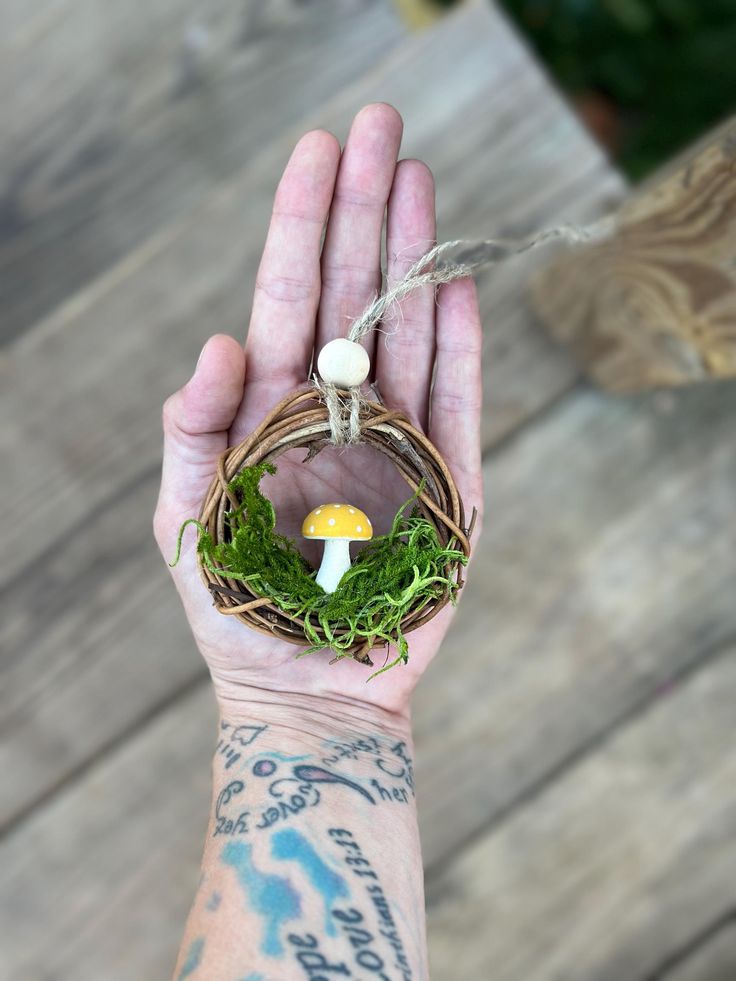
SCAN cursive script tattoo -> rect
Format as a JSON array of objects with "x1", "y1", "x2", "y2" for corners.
[
  {"x1": 322, "y1": 736, "x2": 415, "y2": 799},
  {"x1": 214, "y1": 779, "x2": 250, "y2": 836},
  {"x1": 328, "y1": 828, "x2": 413, "y2": 980},
  {"x1": 286, "y1": 931, "x2": 351, "y2": 978}
]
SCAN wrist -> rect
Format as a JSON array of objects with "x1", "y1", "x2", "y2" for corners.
[
  {"x1": 210, "y1": 687, "x2": 416, "y2": 811},
  {"x1": 214, "y1": 683, "x2": 412, "y2": 745}
]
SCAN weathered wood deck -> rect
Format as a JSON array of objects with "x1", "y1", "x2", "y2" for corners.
[{"x1": 1, "y1": 1, "x2": 734, "y2": 978}]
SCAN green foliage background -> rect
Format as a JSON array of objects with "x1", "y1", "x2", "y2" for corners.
[{"x1": 436, "y1": 0, "x2": 736, "y2": 177}]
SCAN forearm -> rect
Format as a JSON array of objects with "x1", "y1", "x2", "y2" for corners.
[{"x1": 173, "y1": 691, "x2": 426, "y2": 981}]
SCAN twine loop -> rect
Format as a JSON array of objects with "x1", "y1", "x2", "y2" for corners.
[{"x1": 316, "y1": 219, "x2": 613, "y2": 444}]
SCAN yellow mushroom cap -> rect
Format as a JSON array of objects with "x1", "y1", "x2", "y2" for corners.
[{"x1": 302, "y1": 503, "x2": 373, "y2": 541}]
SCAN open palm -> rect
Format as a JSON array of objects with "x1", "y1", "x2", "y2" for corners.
[{"x1": 154, "y1": 104, "x2": 483, "y2": 719}]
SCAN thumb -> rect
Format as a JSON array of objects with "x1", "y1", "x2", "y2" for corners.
[{"x1": 154, "y1": 333, "x2": 245, "y2": 557}]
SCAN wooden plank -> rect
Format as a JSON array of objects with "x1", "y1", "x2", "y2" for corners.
[
  {"x1": 0, "y1": 0, "x2": 409, "y2": 344},
  {"x1": 0, "y1": 472, "x2": 202, "y2": 825},
  {"x1": 415, "y1": 380, "x2": 736, "y2": 867},
  {"x1": 0, "y1": 0, "x2": 63, "y2": 46},
  {"x1": 425, "y1": 647, "x2": 736, "y2": 981},
  {"x1": 0, "y1": 0, "x2": 622, "y2": 826},
  {"x1": 658, "y1": 919, "x2": 736, "y2": 981},
  {"x1": 532, "y1": 117, "x2": 736, "y2": 390},
  {"x1": 0, "y1": 684, "x2": 218, "y2": 981}
]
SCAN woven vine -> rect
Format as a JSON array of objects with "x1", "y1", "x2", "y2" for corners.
[{"x1": 196, "y1": 386, "x2": 475, "y2": 666}]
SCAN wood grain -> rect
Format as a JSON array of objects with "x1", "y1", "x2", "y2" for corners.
[
  {"x1": 0, "y1": 683, "x2": 218, "y2": 981},
  {"x1": 0, "y1": 0, "x2": 408, "y2": 344},
  {"x1": 658, "y1": 918, "x2": 736, "y2": 981},
  {"x1": 4, "y1": 374, "x2": 735, "y2": 868},
  {"x1": 532, "y1": 118, "x2": 736, "y2": 390},
  {"x1": 426, "y1": 647, "x2": 736, "y2": 981},
  {"x1": 416, "y1": 379, "x2": 736, "y2": 867},
  {"x1": 0, "y1": 472, "x2": 201, "y2": 825}
]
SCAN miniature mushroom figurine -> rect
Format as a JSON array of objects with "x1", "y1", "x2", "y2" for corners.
[{"x1": 302, "y1": 503, "x2": 373, "y2": 593}]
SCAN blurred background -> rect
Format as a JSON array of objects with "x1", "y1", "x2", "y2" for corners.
[
  {"x1": 1, "y1": 1, "x2": 735, "y2": 978},
  {"x1": 471, "y1": 0, "x2": 736, "y2": 176}
]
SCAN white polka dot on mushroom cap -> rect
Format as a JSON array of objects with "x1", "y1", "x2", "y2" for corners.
[
  {"x1": 348, "y1": 507, "x2": 355, "y2": 514},
  {"x1": 328, "y1": 518, "x2": 336, "y2": 526},
  {"x1": 356, "y1": 525, "x2": 362, "y2": 533},
  {"x1": 315, "y1": 509, "x2": 321, "y2": 515},
  {"x1": 334, "y1": 504, "x2": 341, "y2": 508},
  {"x1": 309, "y1": 525, "x2": 315, "y2": 533}
]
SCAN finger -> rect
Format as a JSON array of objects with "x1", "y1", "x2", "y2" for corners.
[
  {"x1": 429, "y1": 278, "x2": 484, "y2": 518},
  {"x1": 316, "y1": 103, "x2": 403, "y2": 367},
  {"x1": 154, "y1": 334, "x2": 246, "y2": 553},
  {"x1": 234, "y1": 129, "x2": 341, "y2": 438},
  {"x1": 375, "y1": 158, "x2": 436, "y2": 430}
]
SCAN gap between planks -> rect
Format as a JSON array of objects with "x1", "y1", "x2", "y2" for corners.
[
  {"x1": 640, "y1": 906, "x2": 736, "y2": 981},
  {"x1": 424, "y1": 629, "x2": 736, "y2": 884},
  {"x1": 425, "y1": 645, "x2": 736, "y2": 980}
]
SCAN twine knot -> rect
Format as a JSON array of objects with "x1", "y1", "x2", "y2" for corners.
[{"x1": 313, "y1": 377, "x2": 365, "y2": 446}]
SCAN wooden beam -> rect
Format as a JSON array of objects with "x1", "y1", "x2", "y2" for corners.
[
  {"x1": 532, "y1": 118, "x2": 736, "y2": 391},
  {"x1": 426, "y1": 646, "x2": 736, "y2": 980}
]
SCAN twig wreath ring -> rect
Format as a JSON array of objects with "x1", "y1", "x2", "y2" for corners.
[{"x1": 185, "y1": 378, "x2": 475, "y2": 676}]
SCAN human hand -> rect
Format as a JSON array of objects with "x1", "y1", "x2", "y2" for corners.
[{"x1": 153, "y1": 104, "x2": 483, "y2": 724}]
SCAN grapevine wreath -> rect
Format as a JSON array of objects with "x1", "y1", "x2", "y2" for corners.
[{"x1": 172, "y1": 369, "x2": 474, "y2": 678}]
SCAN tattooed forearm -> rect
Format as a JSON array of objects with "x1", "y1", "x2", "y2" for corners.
[
  {"x1": 211, "y1": 722, "x2": 415, "y2": 841},
  {"x1": 279, "y1": 826, "x2": 415, "y2": 981},
  {"x1": 172, "y1": 715, "x2": 426, "y2": 980}
]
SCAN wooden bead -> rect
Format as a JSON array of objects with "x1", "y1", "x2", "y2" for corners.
[{"x1": 317, "y1": 339, "x2": 370, "y2": 387}]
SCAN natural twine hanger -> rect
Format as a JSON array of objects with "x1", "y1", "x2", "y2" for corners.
[{"x1": 315, "y1": 217, "x2": 615, "y2": 445}]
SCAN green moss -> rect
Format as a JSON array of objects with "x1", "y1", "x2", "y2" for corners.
[{"x1": 171, "y1": 462, "x2": 467, "y2": 678}]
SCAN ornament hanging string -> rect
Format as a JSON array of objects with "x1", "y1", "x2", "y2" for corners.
[{"x1": 316, "y1": 217, "x2": 615, "y2": 445}]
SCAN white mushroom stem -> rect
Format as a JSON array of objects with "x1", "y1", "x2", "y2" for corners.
[{"x1": 315, "y1": 538, "x2": 352, "y2": 593}]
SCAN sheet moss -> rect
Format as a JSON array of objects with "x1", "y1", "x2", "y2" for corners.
[{"x1": 171, "y1": 462, "x2": 467, "y2": 677}]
